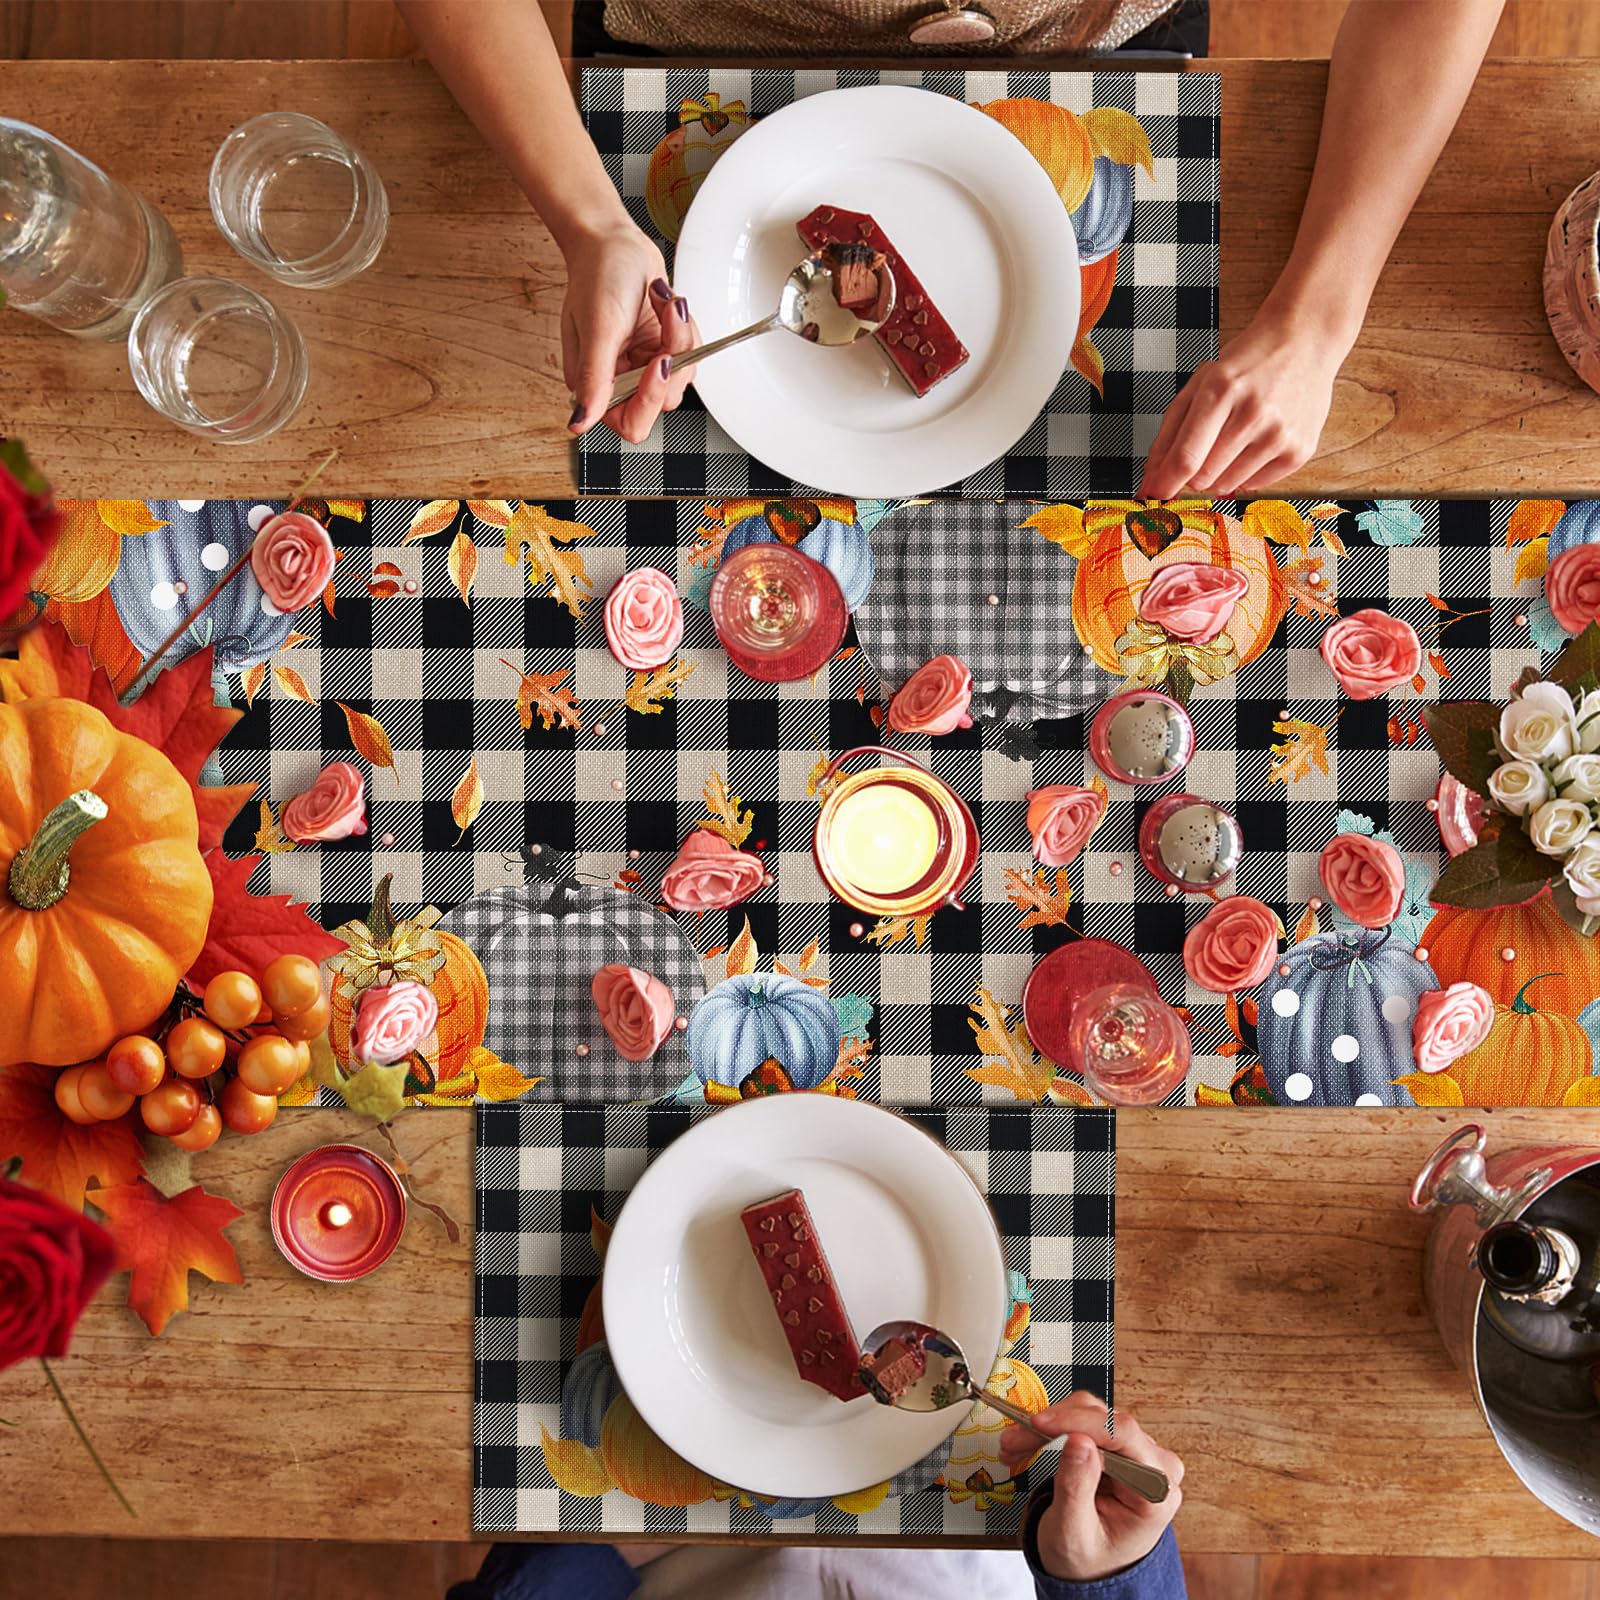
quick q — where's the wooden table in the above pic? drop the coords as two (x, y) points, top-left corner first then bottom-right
(4, 56), (1600, 497)
(3, 1103), (1598, 1555)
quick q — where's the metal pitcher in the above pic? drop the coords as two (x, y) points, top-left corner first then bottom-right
(1411, 1123), (1600, 1534)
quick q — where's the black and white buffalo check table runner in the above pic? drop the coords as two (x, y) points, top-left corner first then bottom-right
(577, 67), (1220, 498)
(472, 1101), (1113, 1536)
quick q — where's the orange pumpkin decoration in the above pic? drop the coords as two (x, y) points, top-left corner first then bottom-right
(1449, 975), (1593, 1105)
(644, 94), (751, 242)
(1071, 502), (1287, 673)
(0, 697), (212, 1066)
(599, 1391), (717, 1506)
(1422, 891), (1600, 1018)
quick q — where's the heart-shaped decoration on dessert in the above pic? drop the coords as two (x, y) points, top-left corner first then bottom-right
(1126, 507), (1184, 558)
(763, 499), (823, 545)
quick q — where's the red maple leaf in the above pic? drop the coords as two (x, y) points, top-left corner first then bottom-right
(1, 618), (253, 851)
(91, 1178), (244, 1336)
(189, 850), (345, 988)
(44, 593), (143, 694)
(0, 1065), (145, 1211)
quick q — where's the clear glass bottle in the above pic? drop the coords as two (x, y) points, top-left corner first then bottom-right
(0, 118), (182, 339)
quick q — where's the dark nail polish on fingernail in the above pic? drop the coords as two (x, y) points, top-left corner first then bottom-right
(650, 278), (672, 301)
(568, 404), (585, 429)
(674, 296), (689, 322)
(658, 356), (672, 380)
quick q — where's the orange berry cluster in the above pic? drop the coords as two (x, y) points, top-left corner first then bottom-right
(53, 955), (331, 1150)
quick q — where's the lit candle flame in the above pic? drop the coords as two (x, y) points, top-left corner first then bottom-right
(324, 1201), (354, 1229)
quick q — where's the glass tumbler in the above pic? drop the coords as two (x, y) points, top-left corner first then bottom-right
(209, 112), (388, 288)
(1067, 982), (1193, 1106)
(128, 276), (309, 443)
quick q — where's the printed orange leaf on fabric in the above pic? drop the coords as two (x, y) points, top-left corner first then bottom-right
(503, 502), (601, 619)
(188, 849), (346, 988)
(1293, 903), (1320, 943)
(92, 1179), (244, 1336)
(975, 98), (1094, 211)
(625, 658), (695, 714)
(451, 755), (484, 844)
(273, 663), (315, 702)
(864, 914), (931, 950)
(1242, 499), (1310, 555)
(403, 499), (460, 543)
(965, 987), (1053, 1101)
(43, 593), (142, 693)
(1506, 499), (1564, 547)
(448, 529), (478, 605)
(241, 662), (267, 706)
(337, 702), (397, 772)
(501, 660), (582, 732)
(1019, 503), (1089, 558)
(1394, 1071), (1464, 1107)
(697, 769), (754, 847)
(1081, 105), (1154, 175)
(1513, 537), (1550, 588)
(0, 1065), (145, 1212)
(725, 918), (758, 978)
(1281, 559), (1338, 620)
(1268, 715), (1336, 785)
(96, 499), (167, 537)
(467, 500), (514, 529)
(253, 800), (295, 855)
(1005, 867), (1074, 930)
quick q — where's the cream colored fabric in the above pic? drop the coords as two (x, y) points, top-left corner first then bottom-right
(601, 0), (1181, 56)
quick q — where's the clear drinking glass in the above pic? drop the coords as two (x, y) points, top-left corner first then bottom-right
(127, 275), (309, 443)
(709, 544), (848, 682)
(0, 117), (182, 339)
(209, 112), (388, 288)
(1067, 982), (1193, 1106)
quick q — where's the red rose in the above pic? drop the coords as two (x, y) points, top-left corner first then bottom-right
(0, 451), (62, 621)
(0, 1175), (116, 1371)
(1546, 544), (1600, 636)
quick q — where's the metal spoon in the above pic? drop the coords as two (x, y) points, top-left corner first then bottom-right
(602, 247), (897, 412)
(858, 1319), (1170, 1505)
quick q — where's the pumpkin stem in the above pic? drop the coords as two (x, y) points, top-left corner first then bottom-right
(368, 873), (396, 945)
(1512, 973), (1562, 1014)
(8, 790), (107, 911)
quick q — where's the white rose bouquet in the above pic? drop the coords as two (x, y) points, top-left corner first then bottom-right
(1424, 624), (1600, 933)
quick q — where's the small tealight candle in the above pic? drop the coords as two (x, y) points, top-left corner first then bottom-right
(271, 1144), (406, 1282)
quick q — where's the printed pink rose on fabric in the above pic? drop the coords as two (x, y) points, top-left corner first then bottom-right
(887, 655), (974, 736)
(660, 830), (770, 911)
(1318, 608), (1422, 700)
(1025, 785), (1106, 867)
(1319, 832), (1406, 930)
(1136, 562), (1249, 644)
(1546, 543), (1600, 636)
(282, 761), (368, 843)
(1182, 896), (1280, 994)
(353, 980), (439, 1065)
(1412, 981), (1494, 1074)
(592, 964), (676, 1063)
(250, 510), (336, 613)
(604, 566), (684, 670)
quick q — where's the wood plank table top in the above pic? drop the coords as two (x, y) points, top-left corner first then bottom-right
(3, 57), (1600, 498)
(4, 1104), (1599, 1555)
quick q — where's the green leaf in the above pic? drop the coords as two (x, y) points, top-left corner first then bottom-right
(337, 1059), (411, 1121)
(1549, 622), (1600, 690)
(1422, 700), (1501, 796)
(0, 438), (49, 496)
(1550, 880), (1600, 938)
(1429, 817), (1557, 909)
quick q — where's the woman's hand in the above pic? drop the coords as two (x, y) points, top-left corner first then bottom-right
(999, 1392), (1185, 1583)
(1139, 310), (1343, 501)
(562, 220), (700, 444)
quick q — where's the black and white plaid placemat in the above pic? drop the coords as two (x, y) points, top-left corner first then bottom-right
(577, 68), (1219, 498)
(473, 1100), (1113, 1536)
(208, 496), (1539, 1106)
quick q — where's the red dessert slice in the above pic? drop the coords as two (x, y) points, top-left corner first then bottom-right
(861, 1335), (928, 1404)
(740, 1188), (867, 1401)
(797, 204), (969, 397)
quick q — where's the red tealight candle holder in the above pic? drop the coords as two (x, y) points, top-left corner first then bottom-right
(710, 543), (849, 683)
(1023, 939), (1160, 1070)
(271, 1143), (407, 1282)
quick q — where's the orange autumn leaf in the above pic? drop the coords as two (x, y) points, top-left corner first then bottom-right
(1070, 250), (1120, 394)
(92, 1178), (244, 1336)
(725, 917), (758, 978)
(337, 702), (397, 772)
(44, 592), (142, 692)
(1005, 867), (1074, 930)
(403, 499), (460, 543)
(448, 529), (478, 605)
(0, 1065), (145, 1211)
(451, 754), (484, 842)
(1292, 903), (1319, 943)
(624, 658), (695, 714)
(500, 659), (582, 732)
(273, 663), (315, 702)
(241, 661), (267, 706)
(373, 561), (403, 578)
(1506, 499), (1564, 548)
(503, 502), (601, 619)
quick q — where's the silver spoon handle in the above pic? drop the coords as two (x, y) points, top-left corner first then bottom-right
(603, 315), (779, 411)
(965, 1385), (1171, 1505)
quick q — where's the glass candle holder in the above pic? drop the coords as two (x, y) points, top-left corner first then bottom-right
(1022, 938), (1160, 1069)
(209, 112), (389, 289)
(1138, 793), (1243, 891)
(710, 543), (848, 682)
(1089, 690), (1195, 785)
(271, 1143), (406, 1282)
(1067, 982), (1193, 1105)
(813, 747), (979, 916)
(127, 275), (308, 443)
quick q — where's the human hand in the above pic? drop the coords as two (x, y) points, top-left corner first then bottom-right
(1139, 310), (1344, 500)
(562, 221), (700, 444)
(999, 1392), (1185, 1583)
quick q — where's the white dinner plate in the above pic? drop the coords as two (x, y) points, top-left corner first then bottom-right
(673, 85), (1081, 498)
(602, 1094), (1009, 1500)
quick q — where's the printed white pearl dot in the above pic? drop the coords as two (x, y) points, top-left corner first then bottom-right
(1354, 1093), (1383, 1108)
(530, 844), (543, 856)
(1330, 1034), (1360, 1063)
(1108, 861), (1124, 877)
(575, 1043), (590, 1057)
(199, 541), (230, 571)
(1164, 883), (1179, 897)
(1277, 963), (1292, 978)
(381, 832), (396, 848)
(1308, 897), (1324, 911)
(1381, 994), (1414, 1024)
(1515, 614), (1528, 627)
(1307, 572), (1321, 585)
(628, 849), (641, 861)
(403, 579), (419, 594)
(1271, 989), (1301, 1018)
(1283, 1072), (1314, 1102)
(1502, 946), (1516, 962)
(177, 498), (206, 512)
(675, 1017), (688, 1032)
(172, 580), (188, 596)
(246, 504), (275, 531)
(610, 778), (624, 792)
(1414, 947), (1430, 962)
(1426, 798), (1439, 812)
(260, 592), (282, 615)
(149, 581), (179, 611)
(986, 593), (1000, 606)
(849, 922), (865, 938)
(593, 723), (608, 738)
